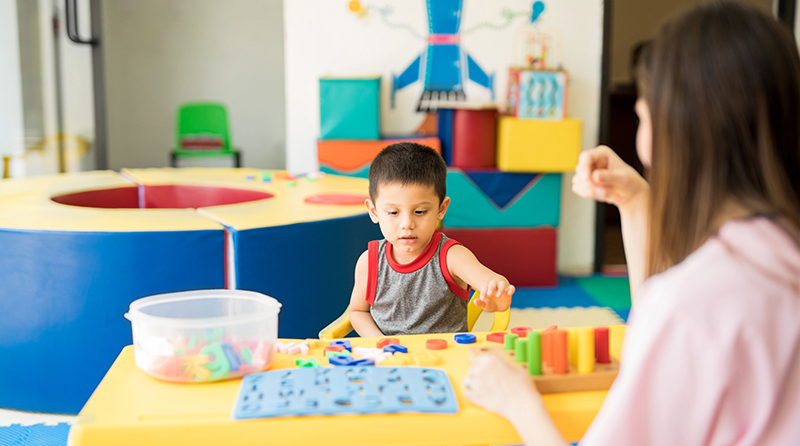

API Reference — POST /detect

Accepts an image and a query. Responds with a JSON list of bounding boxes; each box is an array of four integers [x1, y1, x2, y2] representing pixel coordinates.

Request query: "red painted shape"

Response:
[[594, 327, 610, 364], [426, 339, 448, 350], [304, 193, 369, 206], [51, 186, 140, 209], [510, 326, 532, 338], [486, 332, 507, 343], [440, 227, 557, 287], [451, 109, 498, 168], [324, 346, 346, 353], [376, 338, 400, 349], [552, 330, 569, 374], [52, 185, 273, 209]]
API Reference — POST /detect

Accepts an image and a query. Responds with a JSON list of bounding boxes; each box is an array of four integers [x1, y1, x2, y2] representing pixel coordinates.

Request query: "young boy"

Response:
[[349, 143, 515, 337]]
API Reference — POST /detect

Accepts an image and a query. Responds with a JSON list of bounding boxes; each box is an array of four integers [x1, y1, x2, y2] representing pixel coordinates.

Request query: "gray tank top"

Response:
[[366, 231, 470, 335]]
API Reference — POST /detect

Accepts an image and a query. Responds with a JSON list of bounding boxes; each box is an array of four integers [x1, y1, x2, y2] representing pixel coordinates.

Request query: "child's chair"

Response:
[[170, 102, 242, 168], [318, 291, 511, 340]]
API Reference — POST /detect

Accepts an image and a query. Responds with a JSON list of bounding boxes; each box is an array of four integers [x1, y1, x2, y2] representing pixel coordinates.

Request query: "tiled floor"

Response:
[[1, 274, 631, 445]]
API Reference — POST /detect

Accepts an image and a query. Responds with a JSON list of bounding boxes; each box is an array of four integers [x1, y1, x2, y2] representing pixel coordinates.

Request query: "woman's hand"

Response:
[[572, 145, 649, 210], [464, 352, 541, 420]]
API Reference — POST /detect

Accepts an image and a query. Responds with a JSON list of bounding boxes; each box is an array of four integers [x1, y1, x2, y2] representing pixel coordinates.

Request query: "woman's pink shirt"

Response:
[[581, 217, 800, 445]]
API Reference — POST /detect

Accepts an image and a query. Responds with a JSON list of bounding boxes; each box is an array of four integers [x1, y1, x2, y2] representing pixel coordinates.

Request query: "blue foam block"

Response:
[[233, 214, 382, 339], [232, 366, 458, 419], [0, 228, 225, 414]]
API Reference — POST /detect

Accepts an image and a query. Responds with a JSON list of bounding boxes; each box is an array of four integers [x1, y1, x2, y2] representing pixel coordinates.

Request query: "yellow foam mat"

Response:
[[496, 117, 582, 173], [70, 328, 625, 446]]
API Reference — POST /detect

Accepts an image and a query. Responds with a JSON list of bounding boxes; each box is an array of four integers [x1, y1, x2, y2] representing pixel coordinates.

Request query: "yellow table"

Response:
[[69, 329, 625, 445]]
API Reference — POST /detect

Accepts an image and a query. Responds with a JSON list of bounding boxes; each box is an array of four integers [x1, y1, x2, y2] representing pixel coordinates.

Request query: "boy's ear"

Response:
[[365, 198, 379, 223], [437, 197, 451, 220]]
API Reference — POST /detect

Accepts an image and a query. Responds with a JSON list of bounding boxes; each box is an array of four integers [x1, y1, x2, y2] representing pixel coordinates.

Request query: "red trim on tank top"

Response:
[[365, 240, 379, 306], [386, 230, 443, 273], [439, 239, 471, 301]]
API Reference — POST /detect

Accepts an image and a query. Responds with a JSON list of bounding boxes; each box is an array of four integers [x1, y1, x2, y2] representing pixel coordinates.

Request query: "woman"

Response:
[[464, 3, 800, 445]]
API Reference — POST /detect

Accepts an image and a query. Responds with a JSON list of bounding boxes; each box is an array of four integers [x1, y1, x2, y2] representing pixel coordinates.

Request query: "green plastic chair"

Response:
[[171, 102, 241, 167]]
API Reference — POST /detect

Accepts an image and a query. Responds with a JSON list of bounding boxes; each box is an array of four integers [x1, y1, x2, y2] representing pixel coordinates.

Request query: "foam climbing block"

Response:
[[441, 227, 557, 286], [496, 117, 581, 173], [318, 136, 441, 178], [320, 76, 381, 140], [0, 174, 225, 414], [186, 171, 383, 340], [437, 108, 454, 165], [451, 108, 497, 168], [442, 169, 560, 228]]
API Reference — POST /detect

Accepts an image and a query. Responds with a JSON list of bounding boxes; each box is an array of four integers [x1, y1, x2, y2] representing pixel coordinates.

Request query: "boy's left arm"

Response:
[[446, 245, 514, 312]]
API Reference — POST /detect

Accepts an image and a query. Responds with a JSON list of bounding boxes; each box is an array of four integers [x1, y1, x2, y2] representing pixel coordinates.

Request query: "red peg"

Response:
[[595, 327, 610, 363], [510, 326, 533, 338]]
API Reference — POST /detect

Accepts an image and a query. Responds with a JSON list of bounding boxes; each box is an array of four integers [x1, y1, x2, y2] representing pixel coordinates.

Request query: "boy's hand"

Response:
[[475, 279, 514, 312]]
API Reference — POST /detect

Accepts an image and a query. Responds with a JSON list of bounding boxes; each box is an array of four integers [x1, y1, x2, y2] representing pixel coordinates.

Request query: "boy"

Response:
[[349, 143, 515, 336]]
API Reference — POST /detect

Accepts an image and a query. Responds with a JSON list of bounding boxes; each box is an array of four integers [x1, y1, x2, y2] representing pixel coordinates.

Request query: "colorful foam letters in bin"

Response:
[[441, 227, 557, 287], [317, 136, 441, 178], [507, 68, 568, 120], [319, 76, 381, 140], [496, 116, 582, 173], [442, 169, 560, 228]]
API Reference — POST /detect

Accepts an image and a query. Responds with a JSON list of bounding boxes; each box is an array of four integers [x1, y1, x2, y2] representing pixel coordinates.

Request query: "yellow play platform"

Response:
[[69, 327, 625, 445]]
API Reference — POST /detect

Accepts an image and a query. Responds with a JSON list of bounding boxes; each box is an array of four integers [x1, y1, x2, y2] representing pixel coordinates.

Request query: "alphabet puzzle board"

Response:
[[232, 366, 458, 420]]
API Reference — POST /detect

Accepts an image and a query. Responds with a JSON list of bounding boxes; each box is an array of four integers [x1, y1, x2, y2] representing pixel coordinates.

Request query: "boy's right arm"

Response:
[[348, 251, 385, 338]]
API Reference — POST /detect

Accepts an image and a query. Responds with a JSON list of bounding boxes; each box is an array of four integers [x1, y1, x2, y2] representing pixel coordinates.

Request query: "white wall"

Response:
[[284, 0, 603, 274], [610, 0, 774, 84], [0, 0, 24, 157], [103, 0, 286, 170]]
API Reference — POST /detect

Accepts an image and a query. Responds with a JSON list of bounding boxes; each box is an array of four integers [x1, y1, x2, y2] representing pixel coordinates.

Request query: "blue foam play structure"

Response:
[[233, 214, 381, 339], [0, 229, 225, 414], [233, 366, 458, 419]]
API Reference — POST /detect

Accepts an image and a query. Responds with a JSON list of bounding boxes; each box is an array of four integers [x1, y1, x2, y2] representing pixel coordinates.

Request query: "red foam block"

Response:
[[441, 227, 557, 287], [451, 109, 498, 168], [376, 338, 400, 349]]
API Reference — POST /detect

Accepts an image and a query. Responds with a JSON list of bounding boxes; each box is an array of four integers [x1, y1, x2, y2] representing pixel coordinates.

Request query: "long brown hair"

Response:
[[638, 1, 800, 277]]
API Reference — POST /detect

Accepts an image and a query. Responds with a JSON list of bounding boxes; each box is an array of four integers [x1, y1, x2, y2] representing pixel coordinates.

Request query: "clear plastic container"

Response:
[[124, 290, 281, 383]]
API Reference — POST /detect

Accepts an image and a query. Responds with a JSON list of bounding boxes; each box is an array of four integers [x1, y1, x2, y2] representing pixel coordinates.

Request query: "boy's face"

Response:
[[365, 182, 450, 260]]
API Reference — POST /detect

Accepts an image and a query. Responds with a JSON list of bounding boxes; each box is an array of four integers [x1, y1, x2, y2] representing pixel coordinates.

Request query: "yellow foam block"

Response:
[[496, 117, 582, 172]]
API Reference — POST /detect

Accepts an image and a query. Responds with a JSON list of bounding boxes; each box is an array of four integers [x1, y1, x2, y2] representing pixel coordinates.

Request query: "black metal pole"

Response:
[[53, 6, 66, 174], [593, 0, 614, 273], [90, 0, 107, 170]]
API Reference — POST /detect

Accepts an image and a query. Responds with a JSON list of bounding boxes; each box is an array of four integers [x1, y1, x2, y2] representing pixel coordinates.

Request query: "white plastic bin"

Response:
[[125, 290, 281, 383]]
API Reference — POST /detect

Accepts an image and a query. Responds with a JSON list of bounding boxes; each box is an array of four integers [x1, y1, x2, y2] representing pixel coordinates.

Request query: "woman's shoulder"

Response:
[[634, 217, 800, 347]]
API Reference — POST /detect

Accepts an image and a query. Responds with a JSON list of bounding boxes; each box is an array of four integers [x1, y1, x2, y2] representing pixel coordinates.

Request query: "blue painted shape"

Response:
[[319, 163, 370, 179], [233, 366, 458, 419], [0, 423, 71, 446], [424, 44, 462, 91], [319, 77, 380, 140], [383, 344, 408, 354], [454, 333, 476, 344], [234, 214, 382, 339], [329, 355, 356, 366], [427, 0, 462, 34], [330, 340, 352, 352], [466, 54, 493, 93], [437, 108, 454, 165], [463, 170, 538, 209], [531, 1, 545, 23], [509, 278, 600, 309], [393, 55, 422, 107], [443, 170, 561, 228], [0, 228, 224, 414]]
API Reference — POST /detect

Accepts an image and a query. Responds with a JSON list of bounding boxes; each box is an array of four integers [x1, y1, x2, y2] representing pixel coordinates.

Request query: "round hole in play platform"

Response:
[[51, 185, 274, 209]]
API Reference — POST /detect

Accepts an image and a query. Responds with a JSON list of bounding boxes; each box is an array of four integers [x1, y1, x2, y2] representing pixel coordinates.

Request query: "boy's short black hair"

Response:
[[368, 142, 447, 203]]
